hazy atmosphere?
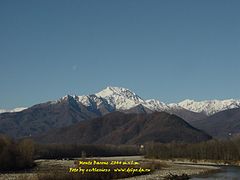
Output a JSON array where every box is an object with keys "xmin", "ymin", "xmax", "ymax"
[{"xmin": 1, "ymin": 0, "xmax": 240, "ymax": 109}]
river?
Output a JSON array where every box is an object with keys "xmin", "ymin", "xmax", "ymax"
[{"xmin": 191, "ymin": 165, "xmax": 240, "ymax": 179}]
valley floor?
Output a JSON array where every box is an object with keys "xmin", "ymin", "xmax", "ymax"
[{"xmin": 0, "ymin": 156, "xmax": 222, "ymax": 180}]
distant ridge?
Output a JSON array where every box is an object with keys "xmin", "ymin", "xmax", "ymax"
[
  {"xmin": 34, "ymin": 112, "xmax": 212, "ymax": 144},
  {"xmin": 191, "ymin": 108, "xmax": 240, "ymax": 138},
  {"xmin": 2, "ymin": 86, "xmax": 240, "ymax": 116}
]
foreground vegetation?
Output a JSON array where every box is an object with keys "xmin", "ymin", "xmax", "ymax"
[
  {"xmin": 145, "ymin": 136, "xmax": 240, "ymax": 162},
  {"xmin": 1, "ymin": 133, "xmax": 240, "ymax": 179},
  {"xmin": 35, "ymin": 143, "xmax": 140, "ymax": 159},
  {"xmin": 0, "ymin": 134, "xmax": 35, "ymax": 171},
  {"xmin": 0, "ymin": 134, "xmax": 140, "ymax": 172}
]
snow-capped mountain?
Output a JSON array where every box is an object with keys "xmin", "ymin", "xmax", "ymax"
[
  {"xmin": 95, "ymin": 86, "xmax": 145, "ymax": 110},
  {"xmin": 78, "ymin": 94, "xmax": 105, "ymax": 107},
  {"xmin": 61, "ymin": 87, "xmax": 240, "ymax": 116},
  {"xmin": 2, "ymin": 86, "xmax": 240, "ymax": 139},
  {"xmin": 92, "ymin": 87, "xmax": 240, "ymax": 116},
  {"xmin": 0, "ymin": 107, "xmax": 27, "ymax": 114},
  {"xmin": 177, "ymin": 99, "xmax": 240, "ymax": 115},
  {"xmin": 143, "ymin": 99, "xmax": 169, "ymax": 111},
  {"xmin": 1, "ymin": 86, "xmax": 240, "ymax": 116},
  {"xmin": 77, "ymin": 94, "xmax": 115, "ymax": 115}
]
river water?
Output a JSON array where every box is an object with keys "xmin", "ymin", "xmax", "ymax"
[{"xmin": 192, "ymin": 166, "xmax": 240, "ymax": 180}]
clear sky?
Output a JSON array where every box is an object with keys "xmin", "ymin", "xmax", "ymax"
[{"xmin": 1, "ymin": 0, "xmax": 240, "ymax": 109}]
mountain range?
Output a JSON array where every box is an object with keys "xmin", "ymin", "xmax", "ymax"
[
  {"xmin": 0, "ymin": 86, "xmax": 239, "ymax": 140},
  {"xmin": 2, "ymin": 86, "xmax": 240, "ymax": 116}
]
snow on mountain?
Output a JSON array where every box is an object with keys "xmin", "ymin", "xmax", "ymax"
[
  {"xmin": 0, "ymin": 107, "xmax": 27, "ymax": 114},
  {"xmin": 0, "ymin": 109, "xmax": 6, "ymax": 113},
  {"xmin": 56, "ymin": 87, "xmax": 165, "ymax": 112},
  {"xmin": 78, "ymin": 95, "xmax": 101, "ymax": 107},
  {"xmin": 144, "ymin": 99, "xmax": 169, "ymax": 111},
  {"xmin": 95, "ymin": 86, "xmax": 145, "ymax": 110},
  {"xmin": 94, "ymin": 87, "xmax": 240, "ymax": 115},
  {"xmin": 78, "ymin": 94, "xmax": 113, "ymax": 109},
  {"xmin": 177, "ymin": 99, "xmax": 240, "ymax": 115},
  {"xmin": 2, "ymin": 87, "xmax": 240, "ymax": 116}
]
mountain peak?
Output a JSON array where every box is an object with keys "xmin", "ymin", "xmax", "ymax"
[
  {"xmin": 96, "ymin": 86, "xmax": 137, "ymax": 97},
  {"xmin": 58, "ymin": 94, "xmax": 80, "ymax": 104},
  {"xmin": 95, "ymin": 86, "xmax": 144, "ymax": 110}
]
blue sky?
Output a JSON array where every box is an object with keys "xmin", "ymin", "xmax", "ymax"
[{"xmin": 0, "ymin": 0, "xmax": 240, "ymax": 109}]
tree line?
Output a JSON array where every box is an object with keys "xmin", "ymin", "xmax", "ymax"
[
  {"xmin": 0, "ymin": 134, "xmax": 140, "ymax": 171},
  {"xmin": 0, "ymin": 134, "xmax": 35, "ymax": 171},
  {"xmin": 35, "ymin": 143, "xmax": 140, "ymax": 159},
  {"xmin": 2, "ymin": 133, "xmax": 240, "ymax": 171},
  {"xmin": 145, "ymin": 136, "xmax": 240, "ymax": 162}
]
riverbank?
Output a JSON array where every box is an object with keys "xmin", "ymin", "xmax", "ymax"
[
  {"xmin": 166, "ymin": 158, "xmax": 240, "ymax": 166},
  {"xmin": 119, "ymin": 159, "xmax": 220, "ymax": 180},
  {"xmin": 0, "ymin": 157, "xmax": 230, "ymax": 180}
]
